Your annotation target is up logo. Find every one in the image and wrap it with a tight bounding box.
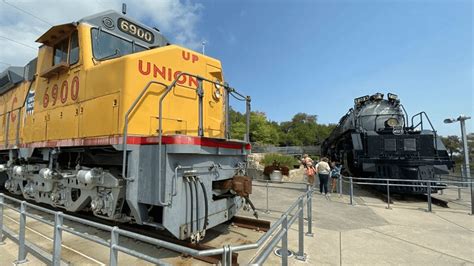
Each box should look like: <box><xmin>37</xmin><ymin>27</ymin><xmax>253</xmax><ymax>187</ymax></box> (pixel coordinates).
<box><xmin>182</xmin><ymin>51</ymin><xmax>199</xmax><ymax>63</ymax></box>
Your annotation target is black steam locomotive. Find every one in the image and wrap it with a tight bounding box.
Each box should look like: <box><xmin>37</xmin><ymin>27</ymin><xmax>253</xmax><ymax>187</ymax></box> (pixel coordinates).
<box><xmin>322</xmin><ymin>93</ymin><xmax>453</xmax><ymax>194</ymax></box>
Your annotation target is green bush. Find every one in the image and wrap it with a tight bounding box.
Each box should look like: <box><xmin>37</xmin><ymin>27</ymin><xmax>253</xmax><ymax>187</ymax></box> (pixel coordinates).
<box><xmin>261</xmin><ymin>153</ymin><xmax>298</xmax><ymax>168</ymax></box>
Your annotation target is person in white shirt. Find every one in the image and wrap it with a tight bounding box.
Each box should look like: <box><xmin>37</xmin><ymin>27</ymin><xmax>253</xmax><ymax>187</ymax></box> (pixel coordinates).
<box><xmin>316</xmin><ymin>157</ymin><xmax>331</xmax><ymax>196</ymax></box>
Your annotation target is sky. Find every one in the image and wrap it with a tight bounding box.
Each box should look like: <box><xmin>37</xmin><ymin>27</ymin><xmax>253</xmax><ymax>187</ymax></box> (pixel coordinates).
<box><xmin>0</xmin><ymin>0</ymin><xmax>472</xmax><ymax>136</ymax></box>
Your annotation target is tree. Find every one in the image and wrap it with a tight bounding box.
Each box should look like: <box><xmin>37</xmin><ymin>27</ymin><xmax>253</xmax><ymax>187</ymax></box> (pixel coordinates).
<box><xmin>229</xmin><ymin>108</ymin><xmax>246</xmax><ymax>140</ymax></box>
<box><xmin>230</xmin><ymin>109</ymin><xmax>336</xmax><ymax>147</ymax></box>
<box><xmin>249</xmin><ymin>112</ymin><xmax>280</xmax><ymax>145</ymax></box>
<box><xmin>278</xmin><ymin>113</ymin><xmax>333</xmax><ymax>146</ymax></box>
<box><xmin>442</xmin><ymin>135</ymin><xmax>461</xmax><ymax>159</ymax></box>
<box><xmin>229</xmin><ymin>109</ymin><xmax>280</xmax><ymax>144</ymax></box>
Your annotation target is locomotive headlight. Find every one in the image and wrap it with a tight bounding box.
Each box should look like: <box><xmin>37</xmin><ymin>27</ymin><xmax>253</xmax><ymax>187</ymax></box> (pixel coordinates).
<box><xmin>386</xmin><ymin>118</ymin><xmax>399</xmax><ymax>127</ymax></box>
<box><xmin>213</xmin><ymin>79</ymin><xmax>222</xmax><ymax>100</ymax></box>
<box><xmin>388</xmin><ymin>93</ymin><xmax>398</xmax><ymax>101</ymax></box>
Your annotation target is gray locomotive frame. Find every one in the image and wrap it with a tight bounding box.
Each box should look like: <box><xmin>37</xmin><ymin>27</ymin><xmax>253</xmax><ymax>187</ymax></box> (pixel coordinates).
<box><xmin>124</xmin><ymin>142</ymin><xmax>248</xmax><ymax>240</ymax></box>
<box><xmin>1</xmin><ymin>141</ymin><xmax>249</xmax><ymax>241</ymax></box>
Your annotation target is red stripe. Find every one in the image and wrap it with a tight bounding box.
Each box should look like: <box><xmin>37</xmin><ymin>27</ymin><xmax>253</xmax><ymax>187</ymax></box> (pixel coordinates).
<box><xmin>8</xmin><ymin>135</ymin><xmax>251</xmax><ymax>150</ymax></box>
<box><xmin>127</xmin><ymin>135</ymin><xmax>251</xmax><ymax>150</ymax></box>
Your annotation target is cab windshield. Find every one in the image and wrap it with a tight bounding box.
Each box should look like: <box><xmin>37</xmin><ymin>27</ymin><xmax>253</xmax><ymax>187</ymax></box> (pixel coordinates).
<box><xmin>91</xmin><ymin>28</ymin><xmax>147</xmax><ymax>60</ymax></box>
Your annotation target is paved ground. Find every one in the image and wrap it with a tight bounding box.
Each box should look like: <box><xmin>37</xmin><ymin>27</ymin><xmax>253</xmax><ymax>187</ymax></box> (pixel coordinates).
<box><xmin>245</xmin><ymin>180</ymin><xmax>473</xmax><ymax>265</ymax></box>
<box><xmin>1</xmin><ymin>179</ymin><xmax>473</xmax><ymax>265</ymax></box>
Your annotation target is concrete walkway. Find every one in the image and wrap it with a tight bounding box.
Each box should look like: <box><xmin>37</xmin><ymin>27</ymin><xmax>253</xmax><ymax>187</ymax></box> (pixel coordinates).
<box><xmin>1</xmin><ymin>182</ymin><xmax>473</xmax><ymax>265</ymax></box>
<box><xmin>244</xmin><ymin>181</ymin><xmax>474</xmax><ymax>265</ymax></box>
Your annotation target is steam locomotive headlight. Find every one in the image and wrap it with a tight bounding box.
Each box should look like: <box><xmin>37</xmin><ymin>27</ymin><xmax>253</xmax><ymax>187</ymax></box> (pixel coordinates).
<box><xmin>388</xmin><ymin>93</ymin><xmax>398</xmax><ymax>101</ymax></box>
<box><xmin>386</xmin><ymin>118</ymin><xmax>399</xmax><ymax>127</ymax></box>
<box><xmin>213</xmin><ymin>80</ymin><xmax>222</xmax><ymax>100</ymax></box>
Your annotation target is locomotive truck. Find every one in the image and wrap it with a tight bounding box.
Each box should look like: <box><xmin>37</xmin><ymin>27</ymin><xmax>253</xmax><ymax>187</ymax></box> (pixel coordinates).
<box><xmin>0</xmin><ymin>10</ymin><xmax>253</xmax><ymax>242</ymax></box>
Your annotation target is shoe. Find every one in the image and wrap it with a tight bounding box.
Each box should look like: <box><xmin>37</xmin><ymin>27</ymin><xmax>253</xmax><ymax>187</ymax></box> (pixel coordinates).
<box><xmin>327</xmin><ymin>193</ymin><xmax>331</xmax><ymax>197</ymax></box>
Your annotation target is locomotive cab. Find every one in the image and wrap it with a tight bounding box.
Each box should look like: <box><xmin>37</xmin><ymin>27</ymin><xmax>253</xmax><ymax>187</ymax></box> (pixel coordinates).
<box><xmin>36</xmin><ymin>23</ymin><xmax>81</xmax><ymax>79</ymax></box>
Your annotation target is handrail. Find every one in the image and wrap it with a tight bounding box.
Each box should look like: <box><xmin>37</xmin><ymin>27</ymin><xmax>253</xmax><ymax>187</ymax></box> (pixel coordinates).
<box><xmin>409</xmin><ymin>111</ymin><xmax>439</xmax><ymax>152</ymax></box>
<box><xmin>121</xmin><ymin>80</ymin><xmax>168</xmax><ymax>181</ymax></box>
<box><xmin>155</xmin><ymin>72</ymin><xmax>250</xmax><ymax>205</ymax></box>
<box><xmin>399</xmin><ymin>104</ymin><xmax>409</xmax><ymax>128</ymax></box>
<box><xmin>1</xmin><ymin>183</ymin><xmax>313</xmax><ymax>265</ymax></box>
<box><xmin>343</xmin><ymin>176</ymin><xmax>474</xmax><ymax>184</ymax></box>
<box><xmin>339</xmin><ymin>176</ymin><xmax>473</xmax><ymax>214</ymax></box>
<box><xmin>120</xmin><ymin>73</ymin><xmax>251</xmax><ymax>206</ymax></box>
<box><xmin>410</xmin><ymin>111</ymin><xmax>436</xmax><ymax>132</ymax></box>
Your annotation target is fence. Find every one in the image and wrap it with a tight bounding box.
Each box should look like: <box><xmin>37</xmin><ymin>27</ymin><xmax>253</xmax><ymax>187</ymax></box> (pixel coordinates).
<box><xmin>339</xmin><ymin>176</ymin><xmax>474</xmax><ymax>214</ymax></box>
<box><xmin>0</xmin><ymin>183</ymin><xmax>314</xmax><ymax>266</ymax></box>
<box><xmin>251</xmin><ymin>145</ymin><xmax>320</xmax><ymax>155</ymax></box>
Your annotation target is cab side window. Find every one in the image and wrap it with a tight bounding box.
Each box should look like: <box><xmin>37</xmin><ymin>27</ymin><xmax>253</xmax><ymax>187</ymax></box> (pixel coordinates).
<box><xmin>52</xmin><ymin>31</ymin><xmax>80</xmax><ymax>66</ymax></box>
<box><xmin>69</xmin><ymin>31</ymin><xmax>80</xmax><ymax>65</ymax></box>
<box><xmin>53</xmin><ymin>38</ymin><xmax>68</xmax><ymax>65</ymax></box>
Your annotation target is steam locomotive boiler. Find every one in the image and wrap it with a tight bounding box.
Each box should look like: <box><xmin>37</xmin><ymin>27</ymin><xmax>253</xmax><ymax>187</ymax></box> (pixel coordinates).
<box><xmin>322</xmin><ymin>93</ymin><xmax>453</xmax><ymax>194</ymax></box>
<box><xmin>0</xmin><ymin>10</ymin><xmax>253</xmax><ymax>241</ymax></box>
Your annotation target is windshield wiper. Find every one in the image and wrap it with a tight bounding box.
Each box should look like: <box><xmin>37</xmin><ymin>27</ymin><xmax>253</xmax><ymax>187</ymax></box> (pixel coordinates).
<box><xmin>99</xmin><ymin>48</ymin><xmax>121</xmax><ymax>60</ymax></box>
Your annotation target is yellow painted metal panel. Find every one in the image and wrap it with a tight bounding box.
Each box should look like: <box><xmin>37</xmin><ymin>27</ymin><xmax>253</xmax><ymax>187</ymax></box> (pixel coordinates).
<box><xmin>30</xmin><ymin>111</ymin><xmax>47</xmax><ymax>142</ymax></box>
<box><xmin>0</xmin><ymin>114</ymin><xmax>5</xmax><ymax>146</ymax></box>
<box><xmin>79</xmin><ymin>93</ymin><xmax>119</xmax><ymax>137</ymax></box>
<box><xmin>46</xmin><ymin>104</ymin><xmax>79</xmax><ymax>140</ymax></box>
<box><xmin>120</xmin><ymin>45</ymin><xmax>225</xmax><ymax>138</ymax></box>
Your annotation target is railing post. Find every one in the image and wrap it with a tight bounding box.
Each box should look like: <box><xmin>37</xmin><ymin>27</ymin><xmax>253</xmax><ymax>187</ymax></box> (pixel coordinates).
<box><xmin>436</xmin><ymin>174</ymin><xmax>443</xmax><ymax>195</ymax></box>
<box><xmin>349</xmin><ymin>176</ymin><xmax>354</xmax><ymax>206</ymax></box>
<box><xmin>281</xmin><ymin>216</ymin><xmax>289</xmax><ymax>266</ymax></box>
<box><xmin>338</xmin><ymin>175</ymin><xmax>343</xmax><ymax>197</ymax></box>
<box><xmin>0</xmin><ymin>194</ymin><xmax>5</xmax><ymax>245</ymax></box>
<box><xmin>52</xmin><ymin>212</ymin><xmax>63</xmax><ymax>266</ymax></box>
<box><xmin>16</xmin><ymin>201</ymin><xmax>27</xmax><ymax>264</ymax></box>
<box><xmin>224</xmin><ymin>85</ymin><xmax>230</xmax><ymax>139</ymax></box>
<box><xmin>221</xmin><ymin>246</ymin><xmax>227</xmax><ymax>266</ymax></box>
<box><xmin>197</xmin><ymin>78</ymin><xmax>204</xmax><ymax>137</ymax></box>
<box><xmin>386</xmin><ymin>179</ymin><xmax>391</xmax><ymax>209</ymax></box>
<box><xmin>221</xmin><ymin>245</ymin><xmax>232</xmax><ymax>266</ymax></box>
<box><xmin>305</xmin><ymin>185</ymin><xmax>313</xmax><ymax>237</ymax></box>
<box><xmin>110</xmin><ymin>226</ymin><xmax>119</xmax><ymax>266</ymax></box>
<box><xmin>470</xmin><ymin>179</ymin><xmax>473</xmax><ymax>215</ymax></box>
<box><xmin>427</xmin><ymin>181</ymin><xmax>432</xmax><ymax>212</ymax></box>
<box><xmin>265</xmin><ymin>180</ymin><xmax>269</xmax><ymax>213</ymax></box>
<box><xmin>244</xmin><ymin>96</ymin><xmax>251</xmax><ymax>142</ymax></box>
<box><xmin>457</xmin><ymin>174</ymin><xmax>462</xmax><ymax>199</ymax></box>
<box><xmin>295</xmin><ymin>198</ymin><xmax>306</xmax><ymax>261</ymax></box>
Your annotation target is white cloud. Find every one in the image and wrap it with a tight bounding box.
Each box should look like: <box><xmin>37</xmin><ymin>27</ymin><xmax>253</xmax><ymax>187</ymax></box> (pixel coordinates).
<box><xmin>0</xmin><ymin>0</ymin><xmax>204</xmax><ymax>72</ymax></box>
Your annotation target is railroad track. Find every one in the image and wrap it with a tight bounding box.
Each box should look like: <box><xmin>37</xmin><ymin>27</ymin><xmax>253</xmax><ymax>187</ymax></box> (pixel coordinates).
<box><xmin>1</xmin><ymin>191</ymin><xmax>271</xmax><ymax>265</ymax></box>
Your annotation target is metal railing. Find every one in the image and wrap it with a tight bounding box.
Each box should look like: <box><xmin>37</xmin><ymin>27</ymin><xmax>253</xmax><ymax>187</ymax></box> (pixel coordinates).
<box><xmin>120</xmin><ymin>73</ymin><xmax>250</xmax><ymax>208</ymax></box>
<box><xmin>339</xmin><ymin>176</ymin><xmax>474</xmax><ymax>214</ymax></box>
<box><xmin>0</xmin><ymin>184</ymin><xmax>314</xmax><ymax>265</ymax></box>
<box><xmin>251</xmin><ymin>145</ymin><xmax>321</xmax><ymax>155</ymax></box>
<box><xmin>121</xmin><ymin>73</ymin><xmax>251</xmax><ymax>183</ymax></box>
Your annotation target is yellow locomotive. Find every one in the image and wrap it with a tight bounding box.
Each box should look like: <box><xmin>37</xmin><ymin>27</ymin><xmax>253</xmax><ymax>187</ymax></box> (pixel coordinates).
<box><xmin>0</xmin><ymin>10</ymin><xmax>252</xmax><ymax>241</ymax></box>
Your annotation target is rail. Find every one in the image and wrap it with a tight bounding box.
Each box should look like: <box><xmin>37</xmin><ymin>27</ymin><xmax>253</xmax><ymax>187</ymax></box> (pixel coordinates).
<box><xmin>0</xmin><ymin>183</ymin><xmax>314</xmax><ymax>265</ymax></box>
<box><xmin>338</xmin><ymin>176</ymin><xmax>474</xmax><ymax>214</ymax></box>
<box><xmin>411</xmin><ymin>111</ymin><xmax>436</xmax><ymax>132</ymax></box>
<box><xmin>121</xmin><ymin>73</ymin><xmax>251</xmax><ymax>205</ymax></box>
